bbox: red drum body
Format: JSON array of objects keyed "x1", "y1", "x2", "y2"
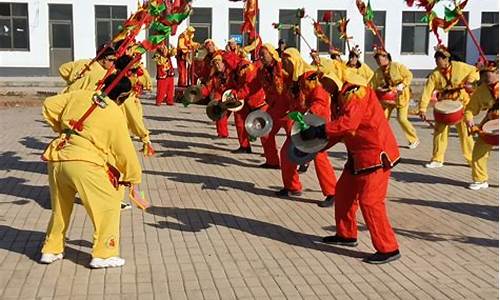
[
  {"x1": 433, "y1": 100, "x2": 464, "y2": 125},
  {"x1": 376, "y1": 89, "x2": 398, "y2": 106},
  {"x1": 480, "y1": 119, "x2": 499, "y2": 146}
]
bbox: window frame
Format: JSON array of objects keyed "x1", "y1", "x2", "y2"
[
  {"x1": 316, "y1": 10, "x2": 346, "y2": 55},
  {"x1": 189, "y1": 7, "x2": 212, "y2": 44},
  {"x1": 400, "y1": 11, "x2": 429, "y2": 55},
  {"x1": 278, "y1": 9, "x2": 300, "y2": 50},
  {"x1": 94, "y1": 5, "x2": 128, "y2": 48},
  {"x1": 228, "y1": 8, "x2": 259, "y2": 46},
  {"x1": 364, "y1": 11, "x2": 386, "y2": 53},
  {"x1": 0, "y1": 2, "x2": 30, "y2": 51},
  {"x1": 480, "y1": 11, "x2": 499, "y2": 56}
]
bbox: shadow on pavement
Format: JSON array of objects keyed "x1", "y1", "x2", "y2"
[
  {"x1": 0, "y1": 225, "x2": 91, "y2": 267},
  {"x1": 391, "y1": 171, "x2": 468, "y2": 187},
  {"x1": 152, "y1": 150, "x2": 259, "y2": 168},
  {"x1": 146, "y1": 206, "x2": 371, "y2": 259},
  {"x1": 145, "y1": 115, "x2": 211, "y2": 125},
  {"x1": 0, "y1": 177, "x2": 50, "y2": 209},
  {"x1": 394, "y1": 197, "x2": 499, "y2": 222},
  {"x1": 0, "y1": 151, "x2": 47, "y2": 175}
]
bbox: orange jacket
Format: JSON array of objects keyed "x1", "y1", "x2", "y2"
[
  {"x1": 257, "y1": 61, "x2": 292, "y2": 118},
  {"x1": 325, "y1": 86, "x2": 400, "y2": 174},
  {"x1": 201, "y1": 70, "x2": 235, "y2": 101},
  {"x1": 304, "y1": 86, "x2": 331, "y2": 121},
  {"x1": 234, "y1": 62, "x2": 266, "y2": 109}
]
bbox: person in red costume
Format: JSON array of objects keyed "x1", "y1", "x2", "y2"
[
  {"x1": 198, "y1": 39, "x2": 221, "y2": 84},
  {"x1": 299, "y1": 71, "x2": 401, "y2": 264},
  {"x1": 154, "y1": 44, "x2": 176, "y2": 106},
  {"x1": 277, "y1": 48, "x2": 337, "y2": 208},
  {"x1": 231, "y1": 59, "x2": 267, "y2": 153},
  {"x1": 255, "y1": 43, "x2": 293, "y2": 169},
  {"x1": 176, "y1": 26, "x2": 199, "y2": 87},
  {"x1": 200, "y1": 54, "x2": 235, "y2": 138}
]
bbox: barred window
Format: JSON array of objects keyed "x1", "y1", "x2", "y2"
[
  {"x1": 364, "y1": 11, "x2": 385, "y2": 52},
  {"x1": 481, "y1": 12, "x2": 499, "y2": 55},
  {"x1": 447, "y1": 12, "x2": 468, "y2": 62},
  {"x1": 228, "y1": 8, "x2": 259, "y2": 46},
  {"x1": 401, "y1": 11, "x2": 429, "y2": 55},
  {"x1": 189, "y1": 7, "x2": 212, "y2": 44},
  {"x1": 95, "y1": 5, "x2": 127, "y2": 47},
  {"x1": 0, "y1": 3, "x2": 29, "y2": 51},
  {"x1": 279, "y1": 10, "x2": 300, "y2": 49}
]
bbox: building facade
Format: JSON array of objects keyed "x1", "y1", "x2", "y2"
[{"x1": 0, "y1": 0, "x2": 498, "y2": 77}]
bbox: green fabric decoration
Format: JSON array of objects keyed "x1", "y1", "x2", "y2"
[{"x1": 288, "y1": 111, "x2": 310, "y2": 131}]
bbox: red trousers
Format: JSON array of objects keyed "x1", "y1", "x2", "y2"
[
  {"x1": 216, "y1": 113, "x2": 229, "y2": 138},
  {"x1": 176, "y1": 57, "x2": 188, "y2": 87},
  {"x1": 279, "y1": 137, "x2": 337, "y2": 195},
  {"x1": 335, "y1": 167, "x2": 399, "y2": 253},
  {"x1": 156, "y1": 77, "x2": 175, "y2": 105},
  {"x1": 234, "y1": 107, "x2": 251, "y2": 148},
  {"x1": 260, "y1": 111, "x2": 292, "y2": 167}
]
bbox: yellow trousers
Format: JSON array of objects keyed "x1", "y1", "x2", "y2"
[
  {"x1": 122, "y1": 96, "x2": 150, "y2": 143},
  {"x1": 471, "y1": 138, "x2": 492, "y2": 182},
  {"x1": 432, "y1": 121, "x2": 473, "y2": 164},
  {"x1": 42, "y1": 161, "x2": 123, "y2": 258},
  {"x1": 384, "y1": 105, "x2": 418, "y2": 144}
]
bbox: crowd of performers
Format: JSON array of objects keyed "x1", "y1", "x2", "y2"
[{"x1": 37, "y1": 24, "x2": 498, "y2": 268}]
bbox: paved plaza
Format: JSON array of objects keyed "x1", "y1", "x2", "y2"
[{"x1": 0, "y1": 98, "x2": 498, "y2": 299}]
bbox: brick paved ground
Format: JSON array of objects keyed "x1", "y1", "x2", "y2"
[{"x1": 0, "y1": 98, "x2": 498, "y2": 300}]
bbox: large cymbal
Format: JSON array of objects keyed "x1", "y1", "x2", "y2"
[
  {"x1": 245, "y1": 110, "x2": 273, "y2": 138},
  {"x1": 291, "y1": 113, "x2": 328, "y2": 154},
  {"x1": 183, "y1": 85, "x2": 203, "y2": 104},
  {"x1": 206, "y1": 100, "x2": 225, "y2": 121},
  {"x1": 287, "y1": 142, "x2": 317, "y2": 165},
  {"x1": 221, "y1": 89, "x2": 244, "y2": 112}
]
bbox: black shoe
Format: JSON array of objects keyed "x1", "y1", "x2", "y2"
[
  {"x1": 259, "y1": 163, "x2": 280, "y2": 169},
  {"x1": 363, "y1": 250, "x2": 401, "y2": 264},
  {"x1": 275, "y1": 188, "x2": 302, "y2": 197},
  {"x1": 231, "y1": 147, "x2": 252, "y2": 154},
  {"x1": 297, "y1": 163, "x2": 309, "y2": 173},
  {"x1": 322, "y1": 235, "x2": 358, "y2": 247},
  {"x1": 318, "y1": 195, "x2": 335, "y2": 207},
  {"x1": 121, "y1": 202, "x2": 132, "y2": 210}
]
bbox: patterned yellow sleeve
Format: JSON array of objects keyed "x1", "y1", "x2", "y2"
[{"x1": 419, "y1": 71, "x2": 437, "y2": 112}]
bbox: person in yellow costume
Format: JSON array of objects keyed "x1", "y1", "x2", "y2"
[
  {"x1": 419, "y1": 45, "x2": 479, "y2": 168},
  {"x1": 310, "y1": 50, "x2": 343, "y2": 78},
  {"x1": 464, "y1": 60, "x2": 498, "y2": 190},
  {"x1": 346, "y1": 45, "x2": 374, "y2": 82},
  {"x1": 40, "y1": 74, "x2": 142, "y2": 268},
  {"x1": 372, "y1": 47, "x2": 419, "y2": 149},
  {"x1": 59, "y1": 44, "x2": 116, "y2": 93},
  {"x1": 176, "y1": 26, "x2": 200, "y2": 87}
]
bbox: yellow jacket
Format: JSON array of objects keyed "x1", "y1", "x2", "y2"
[
  {"x1": 419, "y1": 61, "x2": 479, "y2": 112},
  {"x1": 42, "y1": 90, "x2": 142, "y2": 184},
  {"x1": 59, "y1": 59, "x2": 107, "y2": 93},
  {"x1": 347, "y1": 63, "x2": 374, "y2": 83},
  {"x1": 371, "y1": 62, "x2": 413, "y2": 107},
  {"x1": 177, "y1": 32, "x2": 199, "y2": 57},
  {"x1": 464, "y1": 82, "x2": 498, "y2": 121}
]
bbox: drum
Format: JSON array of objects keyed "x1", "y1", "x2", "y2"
[
  {"x1": 376, "y1": 89, "x2": 398, "y2": 107},
  {"x1": 433, "y1": 100, "x2": 464, "y2": 125},
  {"x1": 480, "y1": 119, "x2": 499, "y2": 146}
]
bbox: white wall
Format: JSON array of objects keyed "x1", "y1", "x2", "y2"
[{"x1": 0, "y1": 0, "x2": 498, "y2": 70}]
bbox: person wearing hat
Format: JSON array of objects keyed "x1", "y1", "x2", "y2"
[
  {"x1": 198, "y1": 39, "x2": 222, "y2": 84},
  {"x1": 200, "y1": 53, "x2": 235, "y2": 138},
  {"x1": 254, "y1": 43, "x2": 293, "y2": 169},
  {"x1": 372, "y1": 47, "x2": 420, "y2": 149},
  {"x1": 278, "y1": 47, "x2": 337, "y2": 207},
  {"x1": 176, "y1": 26, "x2": 200, "y2": 87},
  {"x1": 40, "y1": 73, "x2": 142, "y2": 268},
  {"x1": 464, "y1": 60, "x2": 499, "y2": 190},
  {"x1": 59, "y1": 44, "x2": 116, "y2": 93},
  {"x1": 231, "y1": 58, "x2": 268, "y2": 154},
  {"x1": 299, "y1": 71, "x2": 401, "y2": 264},
  {"x1": 419, "y1": 45, "x2": 479, "y2": 168},
  {"x1": 276, "y1": 39, "x2": 287, "y2": 58},
  {"x1": 226, "y1": 38, "x2": 239, "y2": 54},
  {"x1": 346, "y1": 45, "x2": 374, "y2": 82},
  {"x1": 155, "y1": 44, "x2": 177, "y2": 106}
]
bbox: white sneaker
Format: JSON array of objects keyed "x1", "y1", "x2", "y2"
[
  {"x1": 89, "y1": 257, "x2": 125, "y2": 269},
  {"x1": 120, "y1": 202, "x2": 132, "y2": 210},
  {"x1": 468, "y1": 182, "x2": 489, "y2": 190},
  {"x1": 40, "y1": 253, "x2": 63, "y2": 264},
  {"x1": 408, "y1": 139, "x2": 420, "y2": 149},
  {"x1": 425, "y1": 161, "x2": 443, "y2": 168}
]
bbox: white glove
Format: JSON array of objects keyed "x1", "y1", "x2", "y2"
[{"x1": 396, "y1": 83, "x2": 405, "y2": 92}]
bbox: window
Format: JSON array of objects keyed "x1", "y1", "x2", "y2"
[
  {"x1": 401, "y1": 11, "x2": 429, "y2": 54},
  {"x1": 316, "y1": 10, "x2": 346, "y2": 54},
  {"x1": 481, "y1": 12, "x2": 499, "y2": 55},
  {"x1": 0, "y1": 3, "x2": 29, "y2": 50},
  {"x1": 95, "y1": 5, "x2": 127, "y2": 47},
  {"x1": 189, "y1": 7, "x2": 211, "y2": 44},
  {"x1": 447, "y1": 12, "x2": 468, "y2": 62},
  {"x1": 228, "y1": 8, "x2": 259, "y2": 46},
  {"x1": 279, "y1": 10, "x2": 300, "y2": 49},
  {"x1": 364, "y1": 11, "x2": 386, "y2": 52}
]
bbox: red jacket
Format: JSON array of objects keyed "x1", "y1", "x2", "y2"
[
  {"x1": 325, "y1": 86, "x2": 400, "y2": 174},
  {"x1": 235, "y1": 62, "x2": 266, "y2": 110},
  {"x1": 257, "y1": 62, "x2": 291, "y2": 118},
  {"x1": 156, "y1": 58, "x2": 174, "y2": 79},
  {"x1": 305, "y1": 86, "x2": 331, "y2": 121},
  {"x1": 201, "y1": 70, "x2": 235, "y2": 101}
]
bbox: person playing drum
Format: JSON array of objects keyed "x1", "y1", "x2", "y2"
[
  {"x1": 371, "y1": 47, "x2": 420, "y2": 149},
  {"x1": 464, "y1": 60, "x2": 499, "y2": 190},
  {"x1": 418, "y1": 45, "x2": 479, "y2": 168}
]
